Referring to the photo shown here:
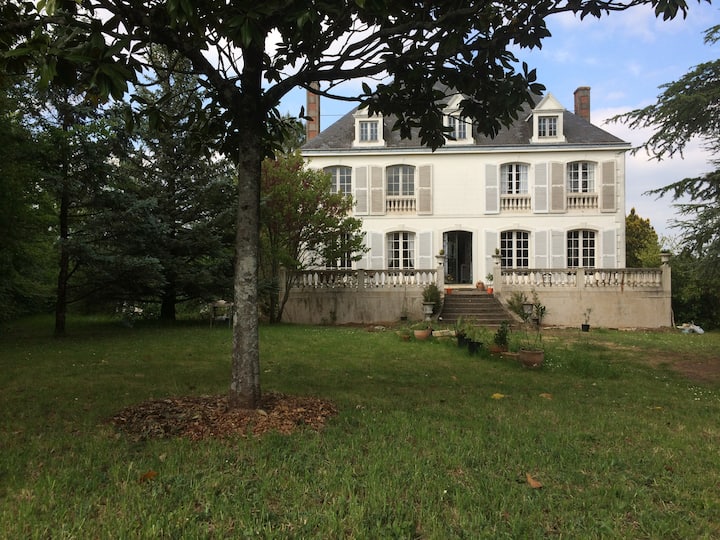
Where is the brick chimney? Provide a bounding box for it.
[574,86,591,123]
[306,82,321,140]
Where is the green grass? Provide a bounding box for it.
[1,316,720,538]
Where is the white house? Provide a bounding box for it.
[290,87,671,328]
[302,87,629,285]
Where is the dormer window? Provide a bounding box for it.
[353,108,384,147]
[359,120,378,142]
[448,115,468,140]
[530,93,566,143]
[538,116,557,138]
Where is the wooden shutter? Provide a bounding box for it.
[417,165,433,215]
[369,166,385,215]
[602,229,616,267]
[370,232,384,269]
[485,230,498,274]
[418,231,433,269]
[485,164,499,214]
[549,162,566,213]
[550,230,565,268]
[601,161,617,212]
[533,163,548,213]
[534,230,549,268]
[354,166,368,215]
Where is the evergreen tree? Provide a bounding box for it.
[625,208,661,268]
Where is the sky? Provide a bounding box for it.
[277,3,719,242]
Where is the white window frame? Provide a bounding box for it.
[359,120,378,142]
[500,231,530,268]
[567,162,595,193]
[325,166,352,195]
[386,165,415,197]
[500,163,529,195]
[538,116,558,138]
[567,230,596,268]
[387,231,415,269]
[448,115,468,140]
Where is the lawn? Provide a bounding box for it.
[1,316,719,538]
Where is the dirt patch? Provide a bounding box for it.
[110,392,338,441]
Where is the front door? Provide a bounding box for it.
[443,231,473,284]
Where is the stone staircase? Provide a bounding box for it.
[438,290,514,327]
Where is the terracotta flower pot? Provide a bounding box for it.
[414,328,432,340]
[518,349,544,368]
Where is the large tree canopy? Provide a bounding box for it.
[0,0,703,407]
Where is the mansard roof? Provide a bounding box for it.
[302,93,627,151]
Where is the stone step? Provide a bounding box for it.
[439,292,514,326]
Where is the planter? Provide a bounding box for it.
[581,324,590,332]
[489,344,508,355]
[457,333,468,348]
[518,349,544,368]
[445,288,453,295]
[414,328,432,340]
[422,302,435,321]
[486,286,494,295]
[467,340,482,355]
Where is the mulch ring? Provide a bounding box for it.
[109,392,338,441]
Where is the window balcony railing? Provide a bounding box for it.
[500,194,532,212]
[567,192,598,209]
[386,196,416,213]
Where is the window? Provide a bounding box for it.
[537,116,557,137]
[386,165,415,197]
[325,166,352,195]
[359,120,378,142]
[567,230,596,268]
[448,115,467,140]
[325,233,353,269]
[567,162,595,193]
[387,232,415,269]
[500,231,529,268]
[500,163,528,195]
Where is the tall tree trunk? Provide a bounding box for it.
[229,46,264,409]
[160,280,176,322]
[54,184,69,337]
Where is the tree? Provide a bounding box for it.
[625,208,661,268]
[260,152,365,323]
[0,79,55,321]
[124,49,237,321]
[1,0,702,406]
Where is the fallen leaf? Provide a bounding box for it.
[139,470,158,483]
[539,393,553,400]
[526,473,543,489]
[491,393,507,400]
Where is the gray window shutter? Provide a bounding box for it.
[485,164,499,214]
[602,229,616,267]
[533,163,548,213]
[601,161,616,212]
[354,166,368,215]
[485,230,498,274]
[550,230,565,268]
[370,232,384,269]
[418,231,433,269]
[417,165,433,215]
[534,230,549,268]
[550,162,566,213]
[369,166,385,215]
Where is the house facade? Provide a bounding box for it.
[289,87,672,328]
[302,87,629,285]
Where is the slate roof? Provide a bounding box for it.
[302,95,627,151]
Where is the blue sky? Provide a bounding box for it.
[279,4,719,240]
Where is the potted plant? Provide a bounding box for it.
[490,320,510,353]
[507,290,546,368]
[412,322,432,340]
[466,326,491,356]
[485,272,494,294]
[475,280,486,291]
[581,308,592,332]
[454,317,468,348]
